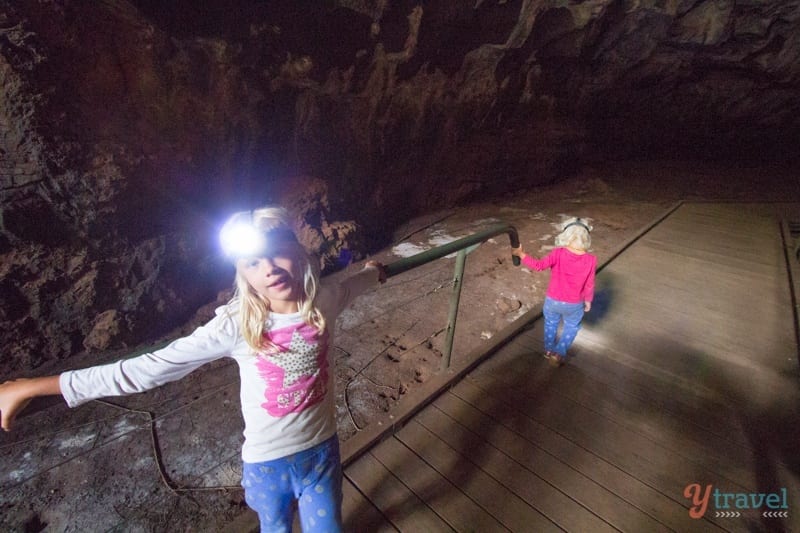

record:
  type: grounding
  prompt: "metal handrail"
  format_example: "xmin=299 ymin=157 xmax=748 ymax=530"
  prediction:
xmin=384 ymin=222 xmax=520 ymax=369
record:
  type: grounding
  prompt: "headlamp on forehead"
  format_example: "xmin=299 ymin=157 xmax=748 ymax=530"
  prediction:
xmin=219 ymin=206 xmax=303 ymax=260
xmin=220 ymin=222 xmax=299 ymax=260
xmin=220 ymin=222 xmax=266 ymax=259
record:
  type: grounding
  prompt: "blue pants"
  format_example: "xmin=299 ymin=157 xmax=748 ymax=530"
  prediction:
xmin=543 ymin=296 xmax=584 ymax=357
xmin=242 ymin=435 xmax=343 ymax=533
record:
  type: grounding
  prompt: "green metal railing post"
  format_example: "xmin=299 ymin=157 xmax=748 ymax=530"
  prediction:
xmin=384 ymin=222 xmax=519 ymax=370
xmin=442 ymin=249 xmax=467 ymax=370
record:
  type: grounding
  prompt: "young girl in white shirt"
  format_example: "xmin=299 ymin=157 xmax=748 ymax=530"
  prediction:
xmin=0 ymin=206 xmax=386 ymax=532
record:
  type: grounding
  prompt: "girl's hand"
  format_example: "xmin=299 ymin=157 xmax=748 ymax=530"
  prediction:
xmin=584 ymin=301 xmax=592 ymax=312
xmin=0 ymin=379 xmax=34 ymax=431
xmin=0 ymin=376 xmax=61 ymax=431
xmin=511 ymin=246 xmax=525 ymax=259
xmin=365 ymin=260 xmax=387 ymax=284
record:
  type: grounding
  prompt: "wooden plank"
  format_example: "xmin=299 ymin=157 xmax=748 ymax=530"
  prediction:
xmin=477 ymin=331 xmax=800 ymax=532
xmin=612 ymin=282 xmax=793 ymax=348
xmin=601 ymin=251 xmax=787 ymax=297
xmin=395 ymin=418 xmax=563 ymax=532
xmin=520 ymin=327 xmax=731 ymax=408
xmin=560 ymin=341 xmax=753 ymax=449
xmin=602 ymin=252 xmax=787 ymax=306
xmin=524 ymin=325 xmax=796 ymax=460
xmin=583 ymin=292 xmax=790 ymax=341
xmin=645 ymin=217 xmax=777 ymax=244
xmin=437 ymin=382 xmax=726 ymax=533
xmin=345 ymin=451 xmax=454 ymax=532
xmin=579 ymin=243 xmax=797 ymax=374
xmin=638 ymin=239 xmax=781 ymax=274
xmin=540 ymin=364 xmax=778 ymax=489
xmin=574 ymin=301 xmax=794 ymax=388
xmin=454 ymin=375 xmax=752 ymax=533
xmin=578 ymin=284 xmax=796 ymax=391
xmin=618 ymin=247 xmax=780 ymax=278
xmin=519 ymin=324 xmax=794 ymax=456
xmin=413 ymin=401 xmax=664 ymax=533
xmin=369 ymin=436 xmax=508 ymax=532
xmin=342 ymin=477 xmax=398 ymax=532
xmin=466 ymin=346 xmax=766 ymax=493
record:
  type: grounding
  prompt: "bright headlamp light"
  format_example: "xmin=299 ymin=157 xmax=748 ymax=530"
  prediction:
xmin=219 ymin=212 xmax=300 ymax=260
xmin=220 ymin=222 xmax=267 ymax=259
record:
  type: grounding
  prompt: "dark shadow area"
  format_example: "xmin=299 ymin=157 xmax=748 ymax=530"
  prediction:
xmin=582 ymin=272 xmax=616 ymax=327
xmin=673 ymin=348 xmax=799 ymax=533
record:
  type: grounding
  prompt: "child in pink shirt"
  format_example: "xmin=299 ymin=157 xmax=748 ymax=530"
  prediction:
xmin=512 ymin=217 xmax=596 ymax=366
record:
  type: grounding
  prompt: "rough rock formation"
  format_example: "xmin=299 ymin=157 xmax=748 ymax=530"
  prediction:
xmin=1 ymin=0 xmax=798 ymax=373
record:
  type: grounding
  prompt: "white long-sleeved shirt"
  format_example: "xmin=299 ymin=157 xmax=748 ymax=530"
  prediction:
xmin=60 ymin=265 xmax=379 ymax=463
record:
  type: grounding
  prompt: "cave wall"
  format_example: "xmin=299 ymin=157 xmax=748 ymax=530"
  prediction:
xmin=1 ymin=0 xmax=798 ymax=373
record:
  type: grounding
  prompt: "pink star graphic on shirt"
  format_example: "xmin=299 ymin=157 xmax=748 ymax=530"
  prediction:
xmin=255 ymin=325 xmax=329 ymax=416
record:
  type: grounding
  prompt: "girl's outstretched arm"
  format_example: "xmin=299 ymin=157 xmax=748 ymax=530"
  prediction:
xmin=0 ymin=375 xmax=61 ymax=431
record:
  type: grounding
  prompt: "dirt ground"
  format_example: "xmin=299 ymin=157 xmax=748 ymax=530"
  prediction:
xmin=1 ymin=160 xmax=797 ymax=532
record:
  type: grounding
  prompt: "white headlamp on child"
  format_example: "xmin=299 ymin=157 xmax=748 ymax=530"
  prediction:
xmin=219 ymin=210 xmax=298 ymax=260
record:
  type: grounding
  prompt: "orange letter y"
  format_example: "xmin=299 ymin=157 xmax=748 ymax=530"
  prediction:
xmin=683 ymin=483 xmax=712 ymax=519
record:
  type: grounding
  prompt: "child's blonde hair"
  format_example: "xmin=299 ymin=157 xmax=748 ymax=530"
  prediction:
xmin=555 ymin=217 xmax=592 ymax=251
xmin=224 ymin=206 xmax=325 ymax=353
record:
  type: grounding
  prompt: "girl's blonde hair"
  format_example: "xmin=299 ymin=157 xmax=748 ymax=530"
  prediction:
xmin=555 ymin=217 xmax=592 ymax=251
xmin=224 ymin=206 xmax=325 ymax=353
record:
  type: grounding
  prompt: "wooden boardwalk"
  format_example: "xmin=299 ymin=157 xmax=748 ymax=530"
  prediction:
xmin=340 ymin=203 xmax=800 ymax=533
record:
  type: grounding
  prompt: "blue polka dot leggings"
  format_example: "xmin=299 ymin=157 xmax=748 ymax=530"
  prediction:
xmin=543 ymin=296 xmax=585 ymax=357
xmin=242 ymin=434 xmax=343 ymax=533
